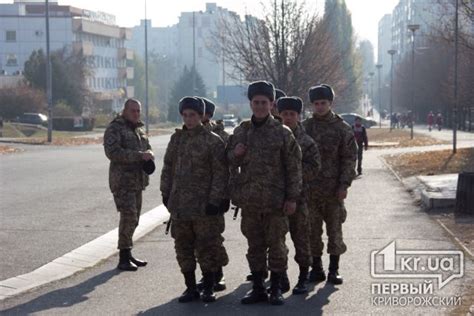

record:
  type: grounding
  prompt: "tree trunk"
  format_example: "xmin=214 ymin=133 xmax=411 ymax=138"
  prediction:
xmin=455 ymin=172 xmax=474 ymax=214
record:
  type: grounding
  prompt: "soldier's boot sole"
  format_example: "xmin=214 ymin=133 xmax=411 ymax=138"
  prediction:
xmin=130 ymin=257 xmax=147 ymax=267
xmin=117 ymin=262 xmax=138 ymax=272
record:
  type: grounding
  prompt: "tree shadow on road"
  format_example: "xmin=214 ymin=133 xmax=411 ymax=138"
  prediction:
xmin=1 ymin=269 xmax=120 ymax=315
xmin=138 ymin=279 xmax=338 ymax=316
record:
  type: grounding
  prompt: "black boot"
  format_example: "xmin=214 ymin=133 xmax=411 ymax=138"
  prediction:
xmin=178 ymin=272 xmax=200 ymax=303
xmin=214 ymin=267 xmax=226 ymax=292
xmin=280 ymin=271 xmax=290 ymax=294
xmin=246 ymin=270 xmax=268 ymax=281
xmin=308 ymin=256 xmax=325 ymax=282
xmin=117 ymin=249 xmax=138 ymax=271
xmin=327 ymin=255 xmax=343 ymax=285
xmin=292 ymin=266 xmax=309 ymax=295
xmin=241 ymin=272 xmax=268 ymax=304
xmin=269 ymin=272 xmax=284 ymax=305
xmin=201 ymin=272 xmax=217 ymax=303
xmin=129 ymin=250 xmax=147 ymax=267
xmin=196 ymin=273 xmax=205 ymax=292
xmin=266 ymin=271 xmax=290 ymax=294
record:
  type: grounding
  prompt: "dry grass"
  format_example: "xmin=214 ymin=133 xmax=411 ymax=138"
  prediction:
xmin=384 ymin=148 xmax=474 ymax=178
xmin=0 ymin=145 xmax=21 ymax=154
xmin=367 ymin=128 xmax=448 ymax=147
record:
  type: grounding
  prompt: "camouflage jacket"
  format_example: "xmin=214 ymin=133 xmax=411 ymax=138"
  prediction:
xmin=160 ymin=124 xmax=229 ymax=220
xmin=103 ymin=115 xmax=151 ymax=193
xmin=203 ymin=120 xmax=229 ymax=143
xmin=227 ymin=115 xmax=302 ymax=212
xmin=292 ymin=123 xmax=321 ymax=201
xmin=302 ymin=111 xmax=357 ymax=198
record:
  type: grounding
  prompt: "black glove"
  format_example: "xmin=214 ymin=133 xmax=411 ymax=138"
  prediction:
xmin=220 ymin=199 xmax=230 ymax=214
xmin=163 ymin=196 xmax=169 ymax=208
xmin=205 ymin=203 xmax=221 ymax=216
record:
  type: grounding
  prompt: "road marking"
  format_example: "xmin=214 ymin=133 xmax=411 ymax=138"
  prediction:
xmin=0 ymin=205 xmax=169 ymax=301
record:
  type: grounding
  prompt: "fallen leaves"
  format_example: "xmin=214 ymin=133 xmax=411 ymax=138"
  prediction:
xmin=384 ymin=148 xmax=474 ymax=178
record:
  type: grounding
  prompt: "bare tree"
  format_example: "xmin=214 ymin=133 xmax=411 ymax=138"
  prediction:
xmin=211 ymin=0 xmax=357 ymax=111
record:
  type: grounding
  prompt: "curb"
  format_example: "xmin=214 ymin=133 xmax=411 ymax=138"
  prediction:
xmin=0 ymin=205 xmax=169 ymax=301
xmin=379 ymin=155 xmax=474 ymax=262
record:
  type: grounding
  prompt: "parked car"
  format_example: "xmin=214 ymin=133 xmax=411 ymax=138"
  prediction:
xmin=222 ymin=114 xmax=238 ymax=127
xmin=340 ymin=113 xmax=377 ymax=128
xmin=18 ymin=113 xmax=48 ymax=126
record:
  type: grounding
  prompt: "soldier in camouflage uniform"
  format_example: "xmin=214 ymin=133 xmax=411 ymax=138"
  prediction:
xmin=277 ymin=97 xmax=321 ymax=295
xmin=271 ymin=88 xmax=286 ymax=120
xmin=160 ymin=97 xmax=229 ymax=303
xmin=196 ymin=97 xmax=229 ymax=292
xmin=103 ymin=98 xmax=154 ymax=271
xmin=227 ymin=81 xmax=302 ymax=305
xmin=200 ymin=97 xmax=229 ymax=142
xmin=302 ymin=84 xmax=357 ymax=285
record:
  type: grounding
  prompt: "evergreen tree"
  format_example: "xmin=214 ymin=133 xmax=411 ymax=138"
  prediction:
xmin=167 ymin=66 xmax=206 ymax=122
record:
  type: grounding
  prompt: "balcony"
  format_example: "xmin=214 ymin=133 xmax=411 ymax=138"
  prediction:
xmin=118 ymin=48 xmax=134 ymax=60
xmin=73 ymin=19 xmax=121 ymax=38
xmin=118 ymin=67 xmax=134 ymax=80
xmin=73 ymin=41 xmax=94 ymax=56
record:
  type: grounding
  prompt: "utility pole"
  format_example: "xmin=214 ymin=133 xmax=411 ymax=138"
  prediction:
xmin=408 ymin=24 xmax=420 ymax=140
xmin=144 ymin=0 xmax=149 ymax=134
xmin=192 ymin=11 xmax=196 ymax=93
xmin=453 ymin=0 xmax=459 ymax=153
xmin=45 ymin=0 xmax=53 ymax=142
xmin=388 ymin=49 xmax=397 ymax=132
xmin=376 ymin=64 xmax=383 ymax=128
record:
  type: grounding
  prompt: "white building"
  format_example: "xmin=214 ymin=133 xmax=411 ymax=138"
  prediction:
xmin=0 ymin=0 xmax=134 ymax=112
xmin=377 ymin=14 xmax=392 ymax=80
xmin=127 ymin=3 xmax=242 ymax=98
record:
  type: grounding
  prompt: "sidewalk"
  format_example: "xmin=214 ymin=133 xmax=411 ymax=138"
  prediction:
xmin=1 ymin=150 xmax=472 ymax=315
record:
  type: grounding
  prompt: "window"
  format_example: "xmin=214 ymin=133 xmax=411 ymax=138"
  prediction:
xmin=6 ymin=54 xmax=18 ymax=66
xmin=6 ymin=31 xmax=16 ymax=42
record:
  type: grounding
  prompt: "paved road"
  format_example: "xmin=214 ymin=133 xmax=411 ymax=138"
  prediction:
xmin=0 ymin=134 xmax=172 ymax=281
xmin=1 ymin=150 xmax=472 ymax=314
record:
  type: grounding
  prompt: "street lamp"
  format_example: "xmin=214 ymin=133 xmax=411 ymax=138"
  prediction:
xmin=45 ymin=0 xmax=52 ymax=142
xmin=369 ymin=71 xmax=375 ymax=113
xmin=388 ymin=49 xmax=397 ymax=132
xmin=453 ymin=0 xmax=459 ymax=154
xmin=144 ymin=0 xmax=149 ymax=134
xmin=376 ymin=64 xmax=383 ymax=128
xmin=408 ymin=24 xmax=420 ymax=140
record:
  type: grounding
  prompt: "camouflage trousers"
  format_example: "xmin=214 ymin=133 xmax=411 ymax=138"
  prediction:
xmin=288 ymin=203 xmax=312 ymax=267
xmin=241 ymin=209 xmax=289 ymax=273
xmin=308 ymin=197 xmax=347 ymax=256
xmin=171 ymin=215 xmax=223 ymax=273
xmin=198 ymin=215 xmax=229 ymax=269
xmin=113 ymin=190 xmax=142 ymax=250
